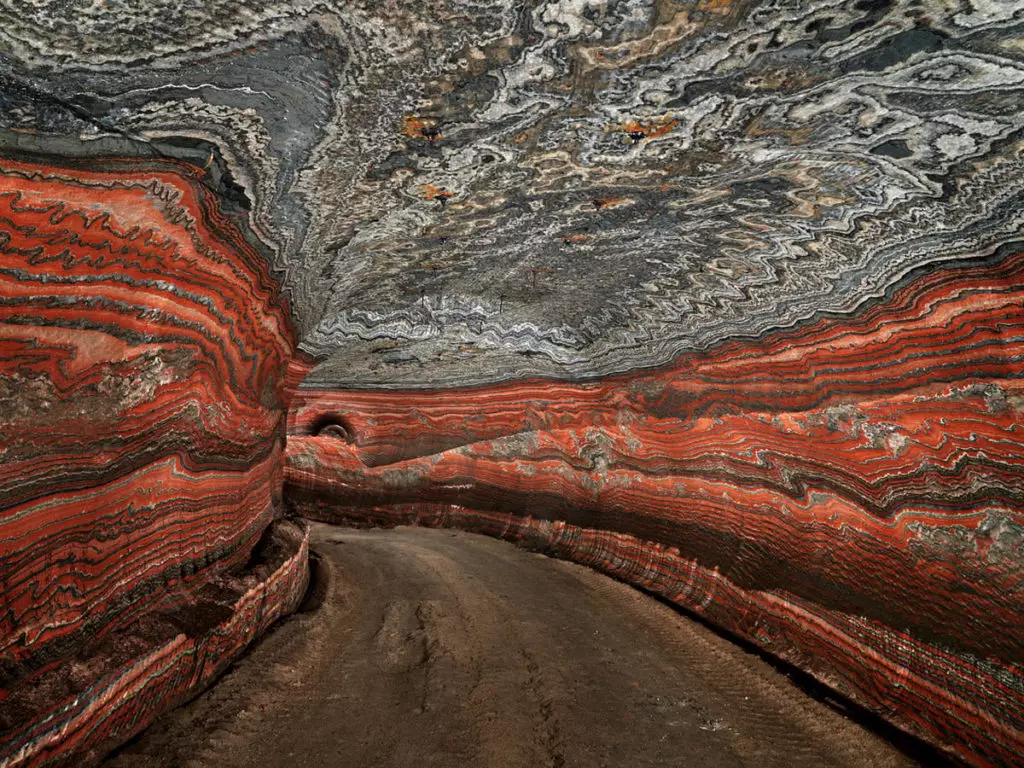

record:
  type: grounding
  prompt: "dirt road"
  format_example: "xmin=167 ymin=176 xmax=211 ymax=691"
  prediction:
xmin=106 ymin=524 xmax=930 ymax=768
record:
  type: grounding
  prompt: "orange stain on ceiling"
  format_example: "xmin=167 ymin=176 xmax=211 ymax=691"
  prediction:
xmin=422 ymin=184 xmax=454 ymax=201
xmin=699 ymin=0 xmax=733 ymax=14
xmin=620 ymin=116 xmax=680 ymax=142
xmin=403 ymin=115 xmax=443 ymax=140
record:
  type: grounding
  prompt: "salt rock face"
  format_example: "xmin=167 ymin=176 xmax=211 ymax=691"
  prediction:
xmin=288 ymin=246 xmax=1024 ymax=767
xmin=2 ymin=1 xmax=1024 ymax=766
xmin=2 ymin=0 xmax=1022 ymax=389
xmin=0 ymin=154 xmax=308 ymax=767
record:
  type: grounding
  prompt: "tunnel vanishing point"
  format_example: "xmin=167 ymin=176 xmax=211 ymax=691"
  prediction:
xmin=0 ymin=1 xmax=1022 ymax=765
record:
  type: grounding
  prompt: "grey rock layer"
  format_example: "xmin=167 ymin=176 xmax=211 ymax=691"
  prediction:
xmin=3 ymin=0 xmax=1022 ymax=387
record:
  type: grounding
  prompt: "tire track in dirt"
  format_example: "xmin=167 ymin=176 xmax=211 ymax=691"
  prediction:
xmin=105 ymin=524 xmax=930 ymax=768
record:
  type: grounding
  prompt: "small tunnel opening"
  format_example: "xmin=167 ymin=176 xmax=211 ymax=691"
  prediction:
xmin=309 ymin=413 xmax=355 ymax=442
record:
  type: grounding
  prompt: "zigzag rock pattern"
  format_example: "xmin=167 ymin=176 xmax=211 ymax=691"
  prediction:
xmin=1 ymin=1 xmax=1021 ymax=385
xmin=0 ymin=154 xmax=306 ymax=767
xmin=2 ymin=1 xmax=1024 ymax=766
xmin=288 ymin=245 xmax=1024 ymax=767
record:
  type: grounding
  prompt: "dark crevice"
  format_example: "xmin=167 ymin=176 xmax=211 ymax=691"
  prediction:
xmin=309 ymin=412 xmax=355 ymax=441
xmin=298 ymin=549 xmax=329 ymax=614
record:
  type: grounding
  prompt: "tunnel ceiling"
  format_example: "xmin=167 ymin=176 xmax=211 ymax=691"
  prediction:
xmin=2 ymin=0 xmax=1021 ymax=387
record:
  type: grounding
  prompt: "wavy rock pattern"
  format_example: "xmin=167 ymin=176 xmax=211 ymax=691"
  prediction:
xmin=288 ymin=245 xmax=1024 ymax=767
xmin=0 ymin=154 xmax=301 ymax=766
xmin=1 ymin=1 xmax=1020 ymax=385
xmin=3 ymin=1 xmax=1024 ymax=766
xmin=1 ymin=521 xmax=309 ymax=768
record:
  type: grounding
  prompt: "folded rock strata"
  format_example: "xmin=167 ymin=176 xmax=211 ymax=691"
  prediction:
xmin=2 ymin=1 xmax=1024 ymax=766
xmin=0 ymin=153 xmax=308 ymax=767
xmin=287 ymin=245 xmax=1024 ymax=767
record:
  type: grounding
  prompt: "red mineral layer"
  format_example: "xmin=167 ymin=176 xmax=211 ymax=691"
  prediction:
xmin=2 ymin=521 xmax=310 ymax=768
xmin=0 ymin=154 xmax=302 ymax=766
xmin=289 ymin=248 xmax=1024 ymax=767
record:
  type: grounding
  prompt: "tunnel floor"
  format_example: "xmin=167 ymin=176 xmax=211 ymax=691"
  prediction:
xmin=105 ymin=523 xmax=922 ymax=768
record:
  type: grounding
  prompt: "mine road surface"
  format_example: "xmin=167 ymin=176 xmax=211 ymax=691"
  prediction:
xmin=106 ymin=523 xmax=934 ymax=768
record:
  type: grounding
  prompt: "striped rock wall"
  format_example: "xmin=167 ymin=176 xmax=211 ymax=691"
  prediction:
xmin=288 ymin=245 xmax=1024 ymax=767
xmin=0 ymin=154 xmax=308 ymax=767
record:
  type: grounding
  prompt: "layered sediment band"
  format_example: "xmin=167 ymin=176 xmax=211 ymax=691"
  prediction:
xmin=0 ymin=154 xmax=302 ymax=766
xmin=288 ymin=246 xmax=1024 ymax=767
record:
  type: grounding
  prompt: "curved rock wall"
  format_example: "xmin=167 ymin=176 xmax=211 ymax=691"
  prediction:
xmin=0 ymin=153 xmax=307 ymax=767
xmin=288 ymin=246 xmax=1024 ymax=767
xmin=2 ymin=1 xmax=1019 ymax=391
xmin=2 ymin=1 xmax=1023 ymax=764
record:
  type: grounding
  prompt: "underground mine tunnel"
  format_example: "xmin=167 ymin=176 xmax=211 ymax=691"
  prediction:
xmin=0 ymin=1 xmax=1023 ymax=766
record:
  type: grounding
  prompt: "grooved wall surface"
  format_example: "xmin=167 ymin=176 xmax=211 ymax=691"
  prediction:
xmin=288 ymin=246 xmax=1024 ymax=767
xmin=0 ymin=154 xmax=301 ymax=767
xmin=2 ymin=1 xmax=1024 ymax=765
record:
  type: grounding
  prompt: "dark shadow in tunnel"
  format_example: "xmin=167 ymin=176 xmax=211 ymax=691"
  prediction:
xmin=308 ymin=413 xmax=355 ymax=441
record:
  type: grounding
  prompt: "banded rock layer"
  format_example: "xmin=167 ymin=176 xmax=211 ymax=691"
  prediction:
xmin=1 ymin=1 xmax=1021 ymax=386
xmin=288 ymin=245 xmax=1024 ymax=767
xmin=0 ymin=154 xmax=306 ymax=767
xmin=2 ymin=1 xmax=1024 ymax=766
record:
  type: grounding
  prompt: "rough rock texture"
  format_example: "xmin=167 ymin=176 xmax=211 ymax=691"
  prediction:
xmin=1 ymin=0 xmax=1020 ymax=386
xmin=287 ymin=245 xmax=1024 ymax=767
xmin=2 ymin=521 xmax=309 ymax=768
xmin=0 ymin=153 xmax=307 ymax=767
xmin=2 ymin=0 xmax=1024 ymax=766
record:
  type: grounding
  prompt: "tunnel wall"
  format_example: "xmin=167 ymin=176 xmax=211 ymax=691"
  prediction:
xmin=0 ymin=155 xmax=310 ymax=767
xmin=287 ymin=247 xmax=1024 ymax=767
